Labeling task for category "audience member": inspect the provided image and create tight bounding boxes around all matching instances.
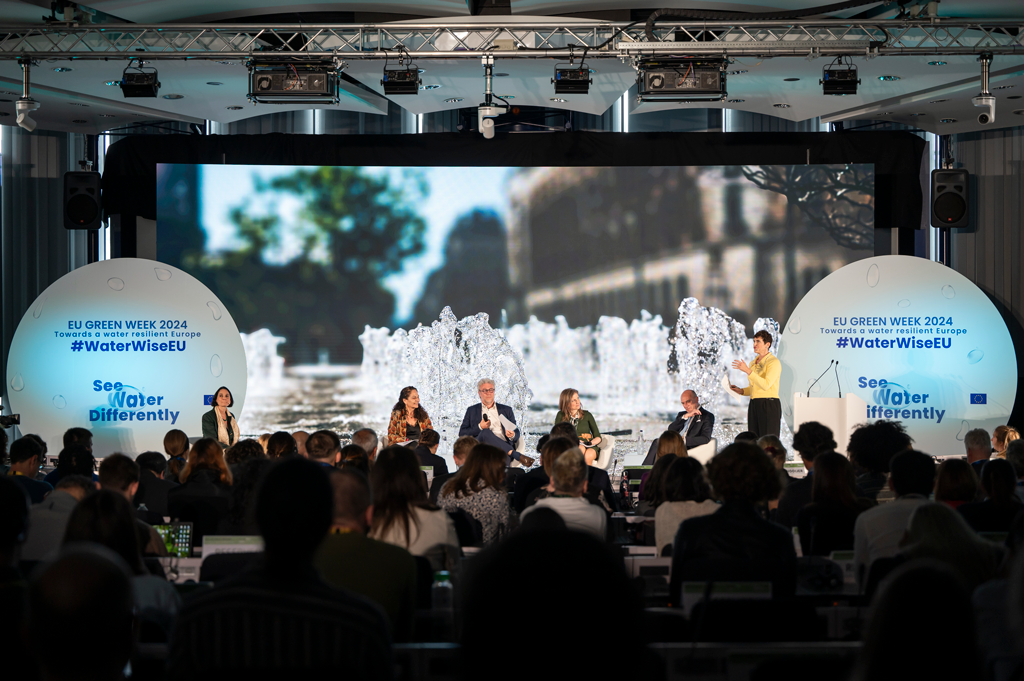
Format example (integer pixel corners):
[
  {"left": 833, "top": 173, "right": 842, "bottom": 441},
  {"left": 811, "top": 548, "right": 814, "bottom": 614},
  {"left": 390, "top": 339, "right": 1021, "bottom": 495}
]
[
  {"left": 734, "top": 431, "right": 758, "bottom": 443},
  {"left": 520, "top": 449, "right": 606, "bottom": 539},
  {"left": 636, "top": 453, "right": 678, "bottom": 516},
  {"left": 965, "top": 427, "right": 992, "bottom": 476},
  {"left": 6, "top": 436, "right": 52, "bottom": 503},
  {"left": 63, "top": 426, "right": 94, "bottom": 452},
  {"left": 1007, "top": 439, "right": 1024, "bottom": 502},
  {"left": 338, "top": 444, "right": 371, "bottom": 474},
  {"left": 459, "top": 530, "right": 655, "bottom": 680},
  {"left": 973, "top": 515, "right": 1024, "bottom": 665},
  {"left": 671, "top": 442, "right": 795, "bottom": 601},
  {"left": 351, "top": 428, "right": 380, "bottom": 460},
  {"left": 134, "top": 451, "right": 179, "bottom": 519},
  {"left": 265, "top": 430, "right": 298, "bottom": 459},
  {"left": 22, "top": 475, "right": 94, "bottom": 561},
  {"left": 224, "top": 438, "right": 265, "bottom": 467},
  {"left": 63, "top": 489, "right": 181, "bottom": 633},
  {"left": 0, "top": 428, "right": 8, "bottom": 472},
  {"left": 167, "top": 438, "right": 233, "bottom": 542},
  {"left": 0, "top": 476, "right": 31, "bottom": 681},
  {"left": 42, "top": 443, "right": 96, "bottom": 486},
  {"left": 852, "top": 560, "right": 981, "bottom": 681},
  {"left": 314, "top": 468, "right": 417, "bottom": 642},
  {"left": 846, "top": 420, "right": 913, "bottom": 502},
  {"left": 516, "top": 436, "right": 576, "bottom": 512},
  {"left": 992, "top": 425, "right": 1020, "bottom": 459},
  {"left": 795, "top": 453, "right": 874, "bottom": 556},
  {"left": 306, "top": 430, "right": 341, "bottom": 469},
  {"left": 655, "top": 456, "right": 717, "bottom": 555},
  {"left": 758, "top": 434, "right": 790, "bottom": 519},
  {"left": 29, "top": 545, "right": 136, "bottom": 681},
  {"left": 257, "top": 432, "right": 272, "bottom": 453},
  {"left": 369, "top": 446, "right": 459, "bottom": 570},
  {"left": 438, "top": 444, "right": 515, "bottom": 545},
  {"left": 900, "top": 502, "right": 1003, "bottom": 592},
  {"left": 933, "top": 458, "right": 980, "bottom": 509},
  {"left": 220, "top": 457, "right": 273, "bottom": 535},
  {"left": 958, "top": 458, "right": 1024, "bottom": 532},
  {"left": 98, "top": 453, "right": 167, "bottom": 556},
  {"left": 430, "top": 435, "right": 476, "bottom": 503},
  {"left": 549, "top": 421, "right": 617, "bottom": 511},
  {"left": 292, "top": 430, "right": 310, "bottom": 458},
  {"left": 853, "top": 449, "right": 935, "bottom": 586},
  {"left": 776, "top": 421, "right": 837, "bottom": 528},
  {"left": 163, "top": 428, "right": 190, "bottom": 482},
  {"left": 413, "top": 429, "right": 449, "bottom": 479},
  {"left": 167, "top": 458, "right": 393, "bottom": 680}
]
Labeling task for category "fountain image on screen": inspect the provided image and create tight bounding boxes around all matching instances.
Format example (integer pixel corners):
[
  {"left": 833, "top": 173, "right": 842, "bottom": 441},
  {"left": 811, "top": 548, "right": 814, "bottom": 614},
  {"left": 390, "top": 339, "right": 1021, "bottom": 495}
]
[{"left": 157, "top": 162, "right": 875, "bottom": 463}]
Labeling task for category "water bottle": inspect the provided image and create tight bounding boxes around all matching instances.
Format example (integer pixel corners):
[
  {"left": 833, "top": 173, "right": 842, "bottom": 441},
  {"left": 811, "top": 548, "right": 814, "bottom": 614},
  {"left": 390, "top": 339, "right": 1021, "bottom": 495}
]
[
  {"left": 431, "top": 571, "right": 454, "bottom": 641},
  {"left": 431, "top": 571, "right": 453, "bottom": 611},
  {"left": 792, "top": 526, "right": 803, "bottom": 558}
]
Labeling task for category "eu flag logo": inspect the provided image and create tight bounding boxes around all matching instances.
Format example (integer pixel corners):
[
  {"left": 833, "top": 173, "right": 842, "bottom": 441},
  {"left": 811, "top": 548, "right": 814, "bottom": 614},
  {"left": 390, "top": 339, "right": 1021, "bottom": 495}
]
[
  {"left": 204, "top": 394, "right": 215, "bottom": 406},
  {"left": 970, "top": 394, "right": 987, "bottom": 405}
]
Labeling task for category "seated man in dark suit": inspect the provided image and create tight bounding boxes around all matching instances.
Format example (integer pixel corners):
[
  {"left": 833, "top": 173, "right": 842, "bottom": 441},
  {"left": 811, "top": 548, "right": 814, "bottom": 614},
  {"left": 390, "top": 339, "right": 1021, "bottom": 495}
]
[
  {"left": 458, "top": 377, "right": 529, "bottom": 465},
  {"left": 134, "top": 451, "right": 179, "bottom": 520},
  {"left": 671, "top": 442, "right": 796, "bottom": 603},
  {"left": 642, "top": 390, "right": 715, "bottom": 464},
  {"left": 167, "top": 458, "right": 392, "bottom": 681},
  {"left": 429, "top": 436, "right": 476, "bottom": 503}
]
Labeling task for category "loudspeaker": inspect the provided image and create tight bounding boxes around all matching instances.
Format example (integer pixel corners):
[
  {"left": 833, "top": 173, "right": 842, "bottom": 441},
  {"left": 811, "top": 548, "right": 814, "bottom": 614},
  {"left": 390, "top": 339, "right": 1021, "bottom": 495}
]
[
  {"left": 64, "top": 171, "right": 102, "bottom": 230},
  {"left": 930, "top": 168, "right": 969, "bottom": 228}
]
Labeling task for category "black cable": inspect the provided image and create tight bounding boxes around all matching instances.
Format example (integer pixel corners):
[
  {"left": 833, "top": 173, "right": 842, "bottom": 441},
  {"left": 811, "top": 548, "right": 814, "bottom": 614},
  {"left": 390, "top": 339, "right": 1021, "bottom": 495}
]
[{"left": 644, "top": 0, "right": 896, "bottom": 41}]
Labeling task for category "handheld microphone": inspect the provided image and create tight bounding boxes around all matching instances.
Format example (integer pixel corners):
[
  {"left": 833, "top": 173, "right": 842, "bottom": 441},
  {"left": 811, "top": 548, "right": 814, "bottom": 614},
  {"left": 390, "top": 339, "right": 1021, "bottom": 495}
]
[
  {"left": 834, "top": 360, "right": 842, "bottom": 398},
  {"left": 806, "top": 360, "right": 834, "bottom": 394},
  {"left": 482, "top": 414, "right": 489, "bottom": 423}
]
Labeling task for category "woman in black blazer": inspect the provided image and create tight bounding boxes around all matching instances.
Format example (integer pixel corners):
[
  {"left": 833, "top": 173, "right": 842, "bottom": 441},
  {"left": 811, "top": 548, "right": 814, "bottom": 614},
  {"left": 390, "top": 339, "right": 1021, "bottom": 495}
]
[{"left": 201, "top": 386, "right": 240, "bottom": 449}]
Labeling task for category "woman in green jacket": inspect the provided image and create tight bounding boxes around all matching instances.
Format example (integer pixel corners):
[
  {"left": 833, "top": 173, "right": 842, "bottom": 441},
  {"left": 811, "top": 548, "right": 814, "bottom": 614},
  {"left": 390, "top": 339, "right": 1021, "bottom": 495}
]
[
  {"left": 554, "top": 388, "right": 602, "bottom": 466},
  {"left": 201, "top": 386, "right": 240, "bottom": 448}
]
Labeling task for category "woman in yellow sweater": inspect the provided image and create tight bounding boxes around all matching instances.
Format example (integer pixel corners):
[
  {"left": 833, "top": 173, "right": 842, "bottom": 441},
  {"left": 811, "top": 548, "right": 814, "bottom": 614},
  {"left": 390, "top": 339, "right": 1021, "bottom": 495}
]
[{"left": 730, "top": 330, "right": 782, "bottom": 437}]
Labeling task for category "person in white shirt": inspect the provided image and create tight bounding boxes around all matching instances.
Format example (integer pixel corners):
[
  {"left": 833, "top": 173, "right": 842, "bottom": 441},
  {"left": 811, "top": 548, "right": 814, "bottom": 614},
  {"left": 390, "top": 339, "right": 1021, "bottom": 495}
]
[
  {"left": 521, "top": 448, "right": 606, "bottom": 540},
  {"left": 853, "top": 449, "right": 936, "bottom": 587}
]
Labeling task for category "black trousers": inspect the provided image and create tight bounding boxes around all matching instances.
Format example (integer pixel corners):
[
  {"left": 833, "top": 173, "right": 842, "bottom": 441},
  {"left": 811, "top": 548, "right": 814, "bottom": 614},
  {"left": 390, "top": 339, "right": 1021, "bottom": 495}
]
[{"left": 748, "top": 398, "right": 782, "bottom": 438}]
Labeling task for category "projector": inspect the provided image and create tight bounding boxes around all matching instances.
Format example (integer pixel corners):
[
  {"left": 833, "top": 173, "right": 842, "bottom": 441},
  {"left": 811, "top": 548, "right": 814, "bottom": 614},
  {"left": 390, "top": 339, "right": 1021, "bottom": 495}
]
[
  {"left": 637, "top": 59, "right": 727, "bottom": 102},
  {"left": 247, "top": 62, "right": 340, "bottom": 104},
  {"left": 120, "top": 71, "right": 160, "bottom": 98}
]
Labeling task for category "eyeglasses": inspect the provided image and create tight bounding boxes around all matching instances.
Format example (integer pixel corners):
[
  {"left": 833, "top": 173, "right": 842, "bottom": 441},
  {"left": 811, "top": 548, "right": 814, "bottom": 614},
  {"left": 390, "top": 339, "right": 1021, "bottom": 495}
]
[{"left": 479, "top": 388, "right": 495, "bottom": 393}]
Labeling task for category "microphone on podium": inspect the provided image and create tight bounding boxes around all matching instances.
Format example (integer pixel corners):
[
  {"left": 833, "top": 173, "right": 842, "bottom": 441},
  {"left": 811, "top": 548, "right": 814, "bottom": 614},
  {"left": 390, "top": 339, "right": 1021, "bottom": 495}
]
[
  {"left": 806, "top": 360, "right": 834, "bottom": 394},
  {"left": 835, "top": 360, "right": 842, "bottom": 398}
]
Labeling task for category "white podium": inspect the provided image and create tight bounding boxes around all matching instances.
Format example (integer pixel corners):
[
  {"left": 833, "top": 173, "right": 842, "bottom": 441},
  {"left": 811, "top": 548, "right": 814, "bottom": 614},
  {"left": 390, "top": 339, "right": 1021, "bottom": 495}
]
[{"left": 792, "top": 393, "right": 868, "bottom": 456}]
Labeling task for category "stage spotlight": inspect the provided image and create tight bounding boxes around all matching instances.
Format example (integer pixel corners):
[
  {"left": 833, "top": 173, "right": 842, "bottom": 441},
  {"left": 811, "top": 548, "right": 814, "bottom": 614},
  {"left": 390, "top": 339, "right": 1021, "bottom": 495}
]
[
  {"left": 247, "top": 59, "right": 341, "bottom": 104},
  {"left": 637, "top": 58, "right": 727, "bottom": 102},
  {"left": 16, "top": 98, "right": 39, "bottom": 132},
  {"left": 381, "top": 50, "right": 420, "bottom": 95},
  {"left": 820, "top": 57, "right": 860, "bottom": 96},
  {"left": 119, "top": 60, "right": 160, "bottom": 98},
  {"left": 552, "top": 63, "right": 592, "bottom": 95}
]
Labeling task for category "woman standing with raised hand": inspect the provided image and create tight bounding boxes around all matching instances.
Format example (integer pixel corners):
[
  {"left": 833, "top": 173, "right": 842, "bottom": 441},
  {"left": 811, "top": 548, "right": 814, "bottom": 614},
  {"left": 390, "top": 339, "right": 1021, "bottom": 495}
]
[
  {"left": 388, "top": 386, "right": 433, "bottom": 445},
  {"left": 554, "top": 388, "right": 602, "bottom": 466},
  {"left": 730, "top": 330, "right": 782, "bottom": 437}
]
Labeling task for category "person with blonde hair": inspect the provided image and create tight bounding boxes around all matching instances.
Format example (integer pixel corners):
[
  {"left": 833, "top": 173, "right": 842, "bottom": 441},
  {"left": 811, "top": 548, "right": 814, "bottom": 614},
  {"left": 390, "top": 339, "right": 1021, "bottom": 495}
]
[
  {"left": 554, "top": 388, "right": 602, "bottom": 466},
  {"left": 993, "top": 425, "right": 1021, "bottom": 459},
  {"left": 900, "top": 502, "right": 1003, "bottom": 591}
]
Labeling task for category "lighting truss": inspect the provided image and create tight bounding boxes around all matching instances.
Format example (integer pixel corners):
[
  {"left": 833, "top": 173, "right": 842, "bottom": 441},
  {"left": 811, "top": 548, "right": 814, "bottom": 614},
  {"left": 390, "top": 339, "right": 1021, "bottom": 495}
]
[{"left": 0, "top": 20, "right": 1020, "bottom": 60}]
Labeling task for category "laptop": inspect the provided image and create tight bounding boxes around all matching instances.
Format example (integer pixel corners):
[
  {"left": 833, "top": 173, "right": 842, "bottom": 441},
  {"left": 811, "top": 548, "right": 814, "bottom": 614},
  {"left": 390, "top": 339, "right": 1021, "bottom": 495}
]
[{"left": 153, "top": 522, "right": 194, "bottom": 558}]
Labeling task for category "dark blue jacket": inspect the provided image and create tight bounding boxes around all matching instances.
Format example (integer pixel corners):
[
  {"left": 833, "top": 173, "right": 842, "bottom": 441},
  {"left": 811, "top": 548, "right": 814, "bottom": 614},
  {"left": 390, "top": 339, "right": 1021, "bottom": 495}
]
[{"left": 458, "top": 403, "right": 521, "bottom": 445}]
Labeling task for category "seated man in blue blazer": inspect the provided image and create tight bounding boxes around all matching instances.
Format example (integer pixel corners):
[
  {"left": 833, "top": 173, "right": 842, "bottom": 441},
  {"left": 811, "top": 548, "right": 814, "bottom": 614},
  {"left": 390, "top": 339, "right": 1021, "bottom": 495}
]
[
  {"left": 642, "top": 389, "right": 715, "bottom": 464},
  {"left": 458, "top": 378, "right": 526, "bottom": 465}
]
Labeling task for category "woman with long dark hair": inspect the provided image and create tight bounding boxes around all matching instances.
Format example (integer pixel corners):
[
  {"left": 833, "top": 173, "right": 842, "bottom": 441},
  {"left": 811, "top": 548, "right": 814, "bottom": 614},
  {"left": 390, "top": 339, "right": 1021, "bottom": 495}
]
[
  {"left": 554, "top": 388, "right": 602, "bottom": 466},
  {"left": 387, "top": 386, "right": 433, "bottom": 445},
  {"left": 163, "top": 429, "right": 190, "bottom": 482},
  {"left": 794, "top": 452, "right": 874, "bottom": 556},
  {"left": 438, "top": 444, "right": 514, "bottom": 545},
  {"left": 63, "top": 489, "right": 181, "bottom": 633},
  {"left": 655, "top": 457, "right": 717, "bottom": 554},
  {"left": 167, "top": 438, "right": 233, "bottom": 542},
  {"left": 369, "top": 446, "right": 458, "bottom": 569}
]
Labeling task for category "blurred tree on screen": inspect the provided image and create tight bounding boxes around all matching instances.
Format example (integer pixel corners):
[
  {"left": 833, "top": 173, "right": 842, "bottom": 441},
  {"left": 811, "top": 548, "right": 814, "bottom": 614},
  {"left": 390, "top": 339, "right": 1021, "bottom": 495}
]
[{"left": 192, "top": 167, "right": 428, "bottom": 364}]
